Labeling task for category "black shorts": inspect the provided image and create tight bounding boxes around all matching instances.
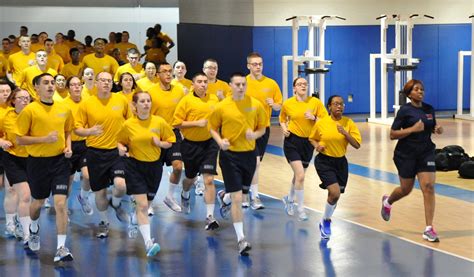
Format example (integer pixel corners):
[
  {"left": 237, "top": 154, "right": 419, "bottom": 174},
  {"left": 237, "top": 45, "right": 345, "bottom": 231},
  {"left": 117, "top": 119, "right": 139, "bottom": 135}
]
[
  {"left": 394, "top": 150, "right": 436, "bottom": 179},
  {"left": 255, "top": 127, "right": 270, "bottom": 160},
  {"left": 27, "top": 154, "right": 70, "bottom": 199},
  {"left": 283, "top": 133, "right": 314, "bottom": 168},
  {"left": 219, "top": 150, "right": 256, "bottom": 193},
  {"left": 86, "top": 147, "right": 125, "bottom": 192},
  {"left": 160, "top": 128, "right": 183, "bottom": 166},
  {"left": 314, "top": 153, "right": 349, "bottom": 193},
  {"left": 70, "top": 140, "right": 87, "bottom": 174},
  {"left": 0, "top": 149, "right": 4, "bottom": 175},
  {"left": 125, "top": 157, "right": 163, "bottom": 201},
  {"left": 181, "top": 138, "right": 218, "bottom": 179},
  {"left": 3, "top": 152, "right": 27, "bottom": 185}
]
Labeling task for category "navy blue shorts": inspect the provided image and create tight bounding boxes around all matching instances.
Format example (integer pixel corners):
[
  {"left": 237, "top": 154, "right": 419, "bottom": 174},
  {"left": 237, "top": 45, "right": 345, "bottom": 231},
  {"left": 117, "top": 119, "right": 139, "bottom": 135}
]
[
  {"left": 160, "top": 128, "right": 183, "bottom": 166},
  {"left": 219, "top": 150, "right": 256, "bottom": 193},
  {"left": 125, "top": 157, "right": 162, "bottom": 201},
  {"left": 86, "top": 147, "right": 125, "bottom": 192},
  {"left": 70, "top": 140, "right": 87, "bottom": 174},
  {"left": 255, "top": 127, "right": 270, "bottom": 160},
  {"left": 314, "top": 153, "right": 349, "bottom": 193},
  {"left": 3, "top": 152, "right": 27, "bottom": 185},
  {"left": 394, "top": 150, "right": 436, "bottom": 179},
  {"left": 27, "top": 154, "right": 70, "bottom": 199},
  {"left": 181, "top": 138, "right": 218, "bottom": 179},
  {"left": 283, "top": 133, "right": 314, "bottom": 168}
]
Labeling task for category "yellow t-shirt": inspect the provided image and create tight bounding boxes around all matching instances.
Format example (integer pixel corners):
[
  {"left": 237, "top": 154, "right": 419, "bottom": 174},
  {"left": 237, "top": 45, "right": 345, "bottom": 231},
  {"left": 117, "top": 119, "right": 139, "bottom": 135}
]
[
  {"left": 0, "top": 54, "right": 9, "bottom": 78},
  {"left": 81, "top": 85, "right": 96, "bottom": 98},
  {"left": 54, "top": 43, "right": 71, "bottom": 64},
  {"left": 0, "top": 108, "right": 28, "bottom": 157},
  {"left": 117, "top": 90, "right": 135, "bottom": 103},
  {"left": 30, "top": 43, "right": 44, "bottom": 53},
  {"left": 115, "top": 42, "right": 138, "bottom": 61},
  {"left": 113, "top": 63, "right": 144, "bottom": 82},
  {"left": 149, "top": 84, "right": 185, "bottom": 123},
  {"left": 171, "top": 78, "right": 192, "bottom": 92},
  {"left": 53, "top": 90, "right": 68, "bottom": 103},
  {"left": 46, "top": 53, "right": 64, "bottom": 72},
  {"left": 82, "top": 54, "right": 119, "bottom": 75},
  {"left": 75, "top": 93, "right": 131, "bottom": 149},
  {"left": 145, "top": 48, "right": 166, "bottom": 64},
  {"left": 118, "top": 115, "right": 176, "bottom": 162},
  {"left": 309, "top": 116, "right": 362, "bottom": 158},
  {"left": 61, "top": 62, "right": 84, "bottom": 79},
  {"left": 137, "top": 77, "right": 159, "bottom": 92},
  {"left": 172, "top": 92, "right": 219, "bottom": 141},
  {"left": 16, "top": 101, "right": 74, "bottom": 157},
  {"left": 209, "top": 95, "right": 267, "bottom": 152},
  {"left": 190, "top": 79, "right": 232, "bottom": 99},
  {"left": 279, "top": 96, "right": 328, "bottom": 138},
  {"left": 246, "top": 75, "right": 283, "bottom": 126},
  {"left": 62, "top": 96, "right": 86, "bottom": 142},
  {"left": 8, "top": 51, "right": 36, "bottom": 84},
  {"left": 18, "top": 65, "right": 58, "bottom": 100}
]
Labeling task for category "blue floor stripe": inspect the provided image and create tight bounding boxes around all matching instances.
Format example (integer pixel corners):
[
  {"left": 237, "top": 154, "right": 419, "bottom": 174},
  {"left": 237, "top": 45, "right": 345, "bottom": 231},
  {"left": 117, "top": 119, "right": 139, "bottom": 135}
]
[{"left": 266, "top": 144, "right": 474, "bottom": 203}]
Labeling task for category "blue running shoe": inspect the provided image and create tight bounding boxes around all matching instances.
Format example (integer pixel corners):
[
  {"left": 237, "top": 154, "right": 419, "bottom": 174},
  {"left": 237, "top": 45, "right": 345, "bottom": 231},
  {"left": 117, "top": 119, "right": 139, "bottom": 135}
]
[{"left": 319, "top": 219, "right": 331, "bottom": 239}]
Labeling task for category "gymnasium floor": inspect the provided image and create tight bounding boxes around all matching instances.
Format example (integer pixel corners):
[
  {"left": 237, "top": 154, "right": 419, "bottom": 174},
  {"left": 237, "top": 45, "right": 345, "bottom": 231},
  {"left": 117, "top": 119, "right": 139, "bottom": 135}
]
[{"left": 0, "top": 118, "right": 473, "bottom": 276}]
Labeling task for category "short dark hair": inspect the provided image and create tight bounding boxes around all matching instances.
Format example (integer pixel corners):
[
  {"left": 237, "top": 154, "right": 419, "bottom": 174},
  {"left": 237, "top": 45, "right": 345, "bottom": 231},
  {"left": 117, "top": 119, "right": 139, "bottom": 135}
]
[
  {"left": 229, "top": 72, "right": 246, "bottom": 82},
  {"left": 66, "top": 76, "right": 82, "bottom": 88},
  {"left": 69, "top": 47, "right": 79, "bottom": 56},
  {"left": 192, "top": 72, "right": 207, "bottom": 82},
  {"left": 33, "top": 73, "right": 54, "bottom": 86}
]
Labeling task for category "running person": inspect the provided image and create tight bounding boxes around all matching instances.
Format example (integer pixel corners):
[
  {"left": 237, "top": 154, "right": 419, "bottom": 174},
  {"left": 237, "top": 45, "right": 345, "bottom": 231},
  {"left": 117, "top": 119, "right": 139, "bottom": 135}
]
[
  {"left": 245, "top": 52, "right": 283, "bottom": 209},
  {"left": 172, "top": 73, "right": 220, "bottom": 228},
  {"left": 171, "top": 60, "right": 192, "bottom": 94},
  {"left": 381, "top": 79, "right": 443, "bottom": 242},
  {"left": 279, "top": 77, "right": 328, "bottom": 220},
  {"left": 210, "top": 72, "right": 267, "bottom": 255},
  {"left": 0, "top": 88, "right": 31, "bottom": 247},
  {"left": 309, "top": 95, "right": 361, "bottom": 240},
  {"left": 117, "top": 72, "right": 137, "bottom": 103},
  {"left": 118, "top": 91, "right": 175, "bottom": 257},
  {"left": 62, "top": 76, "right": 93, "bottom": 215},
  {"left": 136, "top": 61, "right": 159, "bottom": 92},
  {"left": 149, "top": 62, "right": 186, "bottom": 213},
  {"left": 16, "top": 73, "right": 74, "bottom": 262},
  {"left": 75, "top": 72, "right": 131, "bottom": 238}
]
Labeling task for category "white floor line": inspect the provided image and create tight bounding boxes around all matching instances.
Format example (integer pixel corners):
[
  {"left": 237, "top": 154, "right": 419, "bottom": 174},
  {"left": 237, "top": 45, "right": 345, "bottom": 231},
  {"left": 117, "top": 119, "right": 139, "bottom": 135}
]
[{"left": 214, "top": 178, "right": 473, "bottom": 263}]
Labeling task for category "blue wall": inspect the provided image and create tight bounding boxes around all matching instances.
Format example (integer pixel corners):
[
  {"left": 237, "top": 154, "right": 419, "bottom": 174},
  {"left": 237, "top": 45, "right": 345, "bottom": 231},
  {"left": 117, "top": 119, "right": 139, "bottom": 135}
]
[{"left": 178, "top": 23, "right": 471, "bottom": 113}]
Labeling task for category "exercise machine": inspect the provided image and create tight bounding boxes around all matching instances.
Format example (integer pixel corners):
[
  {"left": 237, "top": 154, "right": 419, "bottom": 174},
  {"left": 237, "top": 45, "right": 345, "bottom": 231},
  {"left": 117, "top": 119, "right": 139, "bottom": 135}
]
[{"left": 455, "top": 14, "right": 474, "bottom": 121}]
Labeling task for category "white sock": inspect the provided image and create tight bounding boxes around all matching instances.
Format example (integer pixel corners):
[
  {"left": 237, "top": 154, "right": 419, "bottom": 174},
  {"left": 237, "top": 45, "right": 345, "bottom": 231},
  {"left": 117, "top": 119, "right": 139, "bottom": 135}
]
[
  {"left": 99, "top": 210, "right": 108, "bottom": 223},
  {"left": 322, "top": 202, "right": 337, "bottom": 220},
  {"left": 425, "top": 225, "right": 433, "bottom": 232},
  {"left": 19, "top": 216, "right": 31, "bottom": 239},
  {"left": 139, "top": 224, "right": 151, "bottom": 244},
  {"left": 383, "top": 197, "right": 391, "bottom": 208},
  {"left": 295, "top": 190, "right": 304, "bottom": 212},
  {"left": 57, "top": 234, "right": 66, "bottom": 249},
  {"left": 182, "top": 190, "right": 190, "bottom": 199},
  {"left": 250, "top": 184, "right": 259, "bottom": 199},
  {"left": 5, "top": 213, "right": 15, "bottom": 224},
  {"left": 223, "top": 193, "right": 231, "bottom": 205},
  {"left": 233, "top": 222, "right": 245, "bottom": 242},
  {"left": 167, "top": 182, "right": 178, "bottom": 198},
  {"left": 288, "top": 183, "right": 295, "bottom": 201},
  {"left": 112, "top": 196, "right": 121, "bottom": 207},
  {"left": 206, "top": 204, "right": 215, "bottom": 217},
  {"left": 30, "top": 219, "right": 39, "bottom": 233},
  {"left": 80, "top": 188, "right": 89, "bottom": 199}
]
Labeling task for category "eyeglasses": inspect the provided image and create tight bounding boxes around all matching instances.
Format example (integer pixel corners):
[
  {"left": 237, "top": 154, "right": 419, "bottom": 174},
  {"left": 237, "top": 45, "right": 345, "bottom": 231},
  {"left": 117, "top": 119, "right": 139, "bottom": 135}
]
[
  {"left": 248, "top": 62, "right": 263, "bottom": 67},
  {"left": 331, "top": 102, "right": 345, "bottom": 107},
  {"left": 204, "top": 66, "right": 217, "bottom": 70},
  {"left": 295, "top": 82, "right": 307, "bottom": 87},
  {"left": 97, "top": 78, "right": 112, "bottom": 83},
  {"left": 15, "top": 96, "right": 30, "bottom": 101}
]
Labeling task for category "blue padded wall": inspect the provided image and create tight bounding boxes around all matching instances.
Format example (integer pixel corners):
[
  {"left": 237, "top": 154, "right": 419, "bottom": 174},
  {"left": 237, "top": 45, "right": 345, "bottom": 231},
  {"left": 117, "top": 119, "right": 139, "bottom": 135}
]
[{"left": 178, "top": 23, "right": 471, "bottom": 113}]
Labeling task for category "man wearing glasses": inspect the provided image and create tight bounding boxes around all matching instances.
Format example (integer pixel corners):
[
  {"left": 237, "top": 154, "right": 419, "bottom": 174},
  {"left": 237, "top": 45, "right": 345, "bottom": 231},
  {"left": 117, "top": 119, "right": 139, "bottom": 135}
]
[
  {"left": 75, "top": 72, "right": 132, "bottom": 238},
  {"left": 149, "top": 63, "right": 186, "bottom": 213},
  {"left": 245, "top": 52, "right": 283, "bottom": 210},
  {"left": 202, "top": 59, "right": 231, "bottom": 101},
  {"left": 113, "top": 48, "right": 144, "bottom": 83}
]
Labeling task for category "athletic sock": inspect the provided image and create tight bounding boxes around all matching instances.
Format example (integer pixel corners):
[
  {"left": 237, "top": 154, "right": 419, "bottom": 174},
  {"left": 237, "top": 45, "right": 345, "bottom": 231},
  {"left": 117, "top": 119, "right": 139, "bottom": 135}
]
[
  {"left": 322, "top": 202, "right": 337, "bottom": 220},
  {"left": 295, "top": 190, "right": 304, "bottom": 212},
  {"left": 250, "top": 184, "right": 259, "bottom": 199},
  {"left": 233, "top": 222, "right": 244, "bottom": 242}
]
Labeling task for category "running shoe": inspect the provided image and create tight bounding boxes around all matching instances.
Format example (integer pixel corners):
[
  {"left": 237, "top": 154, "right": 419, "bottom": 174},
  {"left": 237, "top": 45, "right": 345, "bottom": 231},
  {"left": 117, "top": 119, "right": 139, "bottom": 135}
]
[
  {"left": 298, "top": 210, "right": 308, "bottom": 221},
  {"left": 181, "top": 193, "right": 191, "bottom": 214},
  {"left": 242, "top": 193, "right": 249, "bottom": 208},
  {"left": 238, "top": 238, "right": 252, "bottom": 256},
  {"left": 146, "top": 238, "right": 161, "bottom": 257},
  {"left": 205, "top": 215, "right": 219, "bottom": 230},
  {"left": 422, "top": 227, "right": 440, "bottom": 242},
  {"left": 77, "top": 194, "right": 93, "bottom": 215},
  {"left": 54, "top": 246, "right": 74, "bottom": 262},
  {"left": 96, "top": 221, "right": 109, "bottom": 238},
  {"left": 282, "top": 195, "right": 295, "bottom": 216},
  {"left": 381, "top": 195, "right": 391, "bottom": 221},
  {"left": 109, "top": 199, "right": 129, "bottom": 223},
  {"left": 250, "top": 197, "right": 264, "bottom": 210},
  {"left": 319, "top": 219, "right": 331, "bottom": 240},
  {"left": 28, "top": 225, "right": 40, "bottom": 251},
  {"left": 217, "top": 190, "right": 231, "bottom": 219},
  {"left": 163, "top": 196, "right": 182, "bottom": 213}
]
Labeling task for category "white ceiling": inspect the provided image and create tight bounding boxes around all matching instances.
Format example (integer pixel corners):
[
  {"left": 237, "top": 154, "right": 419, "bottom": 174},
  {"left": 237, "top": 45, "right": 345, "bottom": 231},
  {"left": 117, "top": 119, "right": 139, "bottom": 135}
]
[{"left": 0, "top": 0, "right": 178, "bottom": 7}]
